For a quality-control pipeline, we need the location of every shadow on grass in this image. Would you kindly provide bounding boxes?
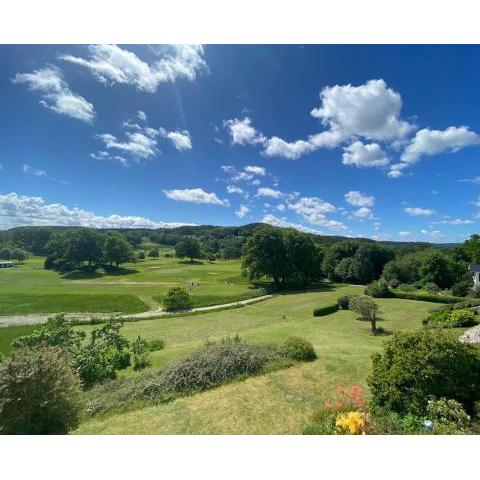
[178,260,205,265]
[103,266,139,276]
[62,266,139,280]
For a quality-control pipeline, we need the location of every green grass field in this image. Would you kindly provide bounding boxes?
[0,248,259,315]
[72,285,438,434]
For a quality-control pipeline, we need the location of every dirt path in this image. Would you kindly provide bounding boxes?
[0,295,274,327]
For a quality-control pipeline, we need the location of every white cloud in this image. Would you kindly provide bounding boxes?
[262,137,314,160]
[97,131,157,159]
[399,231,411,237]
[164,130,192,151]
[224,117,265,145]
[244,165,266,176]
[287,196,344,229]
[13,66,95,123]
[137,110,147,122]
[276,204,286,212]
[90,151,129,167]
[227,185,244,195]
[22,164,47,177]
[163,188,228,206]
[432,218,475,225]
[311,79,414,141]
[459,176,480,184]
[60,44,206,92]
[404,207,436,216]
[353,207,373,219]
[342,141,389,168]
[344,190,375,207]
[256,187,283,199]
[235,205,250,218]
[0,192,191,229]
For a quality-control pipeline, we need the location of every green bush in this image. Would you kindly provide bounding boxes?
[368,330,480,416]
[283,337,317,361]
[337,295,351,310]
[451,281,470,297]
[365,279,392,298]
[0,347,81,434]
[423,282,440,294]
[303,409,337,435]
[426,397,470,428]
[130,336,151,371]
[147,339,165,352]
[392,290,463,304]
[163,287,193,311]
[428,298,480,313]
[423,309,477,329]
[313,303,339,316]
[397,284,417,292]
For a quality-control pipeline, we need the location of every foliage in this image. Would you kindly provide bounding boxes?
[426,397,471,429]
[335,411,367,435]
[130,336,151,371]
[365,278,391,298]
[148,248,160,258]
[103,232,135,267]
[451,281,470,297]
[351,243,395,285]
[282,337,317,361]
[147,339,165,352]
[322,241,359,280]
[333,257,357,283]
[419,251,464,289]
[428,298,480,313]
[350,295,380,334]
[163,286,193,311]
[313,303,339,316]
[423,282,440,294]
[423,308,477,329]
[137,250,145,260]
[368,330,480,416]
[242,226,322,288]
[12,313,85,350]
[175,237,202,262]
[0,246,12,260]
[0,346,81,434]
[337,295,351,309]
[382,254,423,284]
[392,290,462,304]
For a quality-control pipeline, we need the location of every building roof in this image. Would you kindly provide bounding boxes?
[468,264,480,272]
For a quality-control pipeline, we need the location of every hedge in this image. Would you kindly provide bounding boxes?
[428,299,480,313]
[313,303,339,317]
[391,291,464,304]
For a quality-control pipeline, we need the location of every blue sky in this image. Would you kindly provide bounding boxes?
[1,44,480,242]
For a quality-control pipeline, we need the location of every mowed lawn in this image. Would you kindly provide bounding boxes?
[0,250,258,316]
[75,286,437,435]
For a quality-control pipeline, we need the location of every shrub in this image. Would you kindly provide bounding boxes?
[350,295,380,334]
[148,248,159,258]
[159,337,283,394]
[337,295,351,310]
[368,330,480,416]
[428,298,480,313]
[335,411,367,435]
[137,251,145,260]
[303,409,337,435]
[451,281,470,297]
[392,290,462,304]
[147,339,165,352]
[163,287,193,311]
[283,337,317,361]
[423,309,476,329]
[426,397,470,428]
[423,282,440,294]
[0,347,81,434]
[130,336,151,371]
[387,278,400,289]
[313,303,338,316]
[364,278,391,298]
[397,283,417,292]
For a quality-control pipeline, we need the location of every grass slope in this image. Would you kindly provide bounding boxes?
[75,286,437,434]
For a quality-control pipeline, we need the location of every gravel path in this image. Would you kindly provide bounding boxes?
[0,294,274,327]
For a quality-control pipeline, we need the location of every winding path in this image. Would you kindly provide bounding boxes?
[0,294,274,328]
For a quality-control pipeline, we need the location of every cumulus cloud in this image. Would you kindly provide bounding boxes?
[404,207,436,216]
[161,130,192,151]
[260,214,324,235]
[287,196,344,229]
[13,66,95,123]
[256,187,283,199]
[226,185,244,195]
[89,151,129,167]
[163,188,228,206]
[311,79,414,141]
[224,117,265,145]
[235,205,250,218]
[399,231,411,237]
[137,110,147,122]
[244,165,266,176]
[97,132,157,159]
[342,141,389,168]
[352,207,373,219]
[0,192,190,230]
[432,218,475,225]
[22,164,47,177]
[344,191,375,207]
[60,44,207,92]
[222,164,266,183]
[389,126,480,177]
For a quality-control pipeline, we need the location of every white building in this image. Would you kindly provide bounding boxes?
[0,261,15,268]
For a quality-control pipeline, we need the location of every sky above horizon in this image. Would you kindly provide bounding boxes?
[1,44,480,242]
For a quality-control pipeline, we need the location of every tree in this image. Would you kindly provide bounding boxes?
[350,295,380,334]
[351,244,394,284]
[334,257,356,283]
[103,232,135,267]
[0,346,81,434]
[163,286,193,311]
[0,246,12,260]
[242,226,289,288]
[419,251,462,289]
[64,228,104,270]
[11,247,28,264]
[322,241,359,280]
[148,248,159,258]
[175,238,202,262]
[137,250,146,260]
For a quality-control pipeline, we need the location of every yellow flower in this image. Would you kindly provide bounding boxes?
[335,411,366,435]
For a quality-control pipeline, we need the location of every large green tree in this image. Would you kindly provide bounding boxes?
[175,237,202,262]
[103,232,135,267]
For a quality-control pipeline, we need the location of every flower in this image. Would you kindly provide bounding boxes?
[335,411,367,435]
